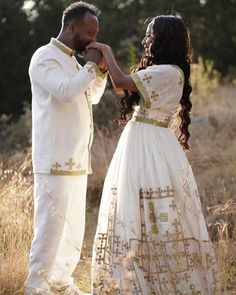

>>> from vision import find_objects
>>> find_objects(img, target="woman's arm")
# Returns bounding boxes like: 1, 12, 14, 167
86, 42, 138, 92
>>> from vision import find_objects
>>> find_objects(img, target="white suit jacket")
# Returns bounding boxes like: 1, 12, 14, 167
29, 38, 107, 175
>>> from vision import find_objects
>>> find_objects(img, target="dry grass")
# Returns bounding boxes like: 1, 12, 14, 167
1, 65, 236, 294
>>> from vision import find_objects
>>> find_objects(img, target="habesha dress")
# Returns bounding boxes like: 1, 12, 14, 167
92, 64, 221, 294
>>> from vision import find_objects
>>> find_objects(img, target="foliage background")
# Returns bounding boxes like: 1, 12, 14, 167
0, 0, 236, 115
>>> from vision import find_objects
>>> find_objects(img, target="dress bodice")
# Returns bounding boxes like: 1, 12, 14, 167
131, 64, 184, 124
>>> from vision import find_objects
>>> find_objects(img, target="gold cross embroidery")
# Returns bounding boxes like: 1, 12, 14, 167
76, 163, 82, 171
87, 66, 93, 74
183, 272, 191, 282
172, 218, 183, 239
113, 236, 122, 258
150, 90, 159, 102
169, 200, 177, 211
96, 233, 107, 264
163, 186, 174, 198
142, 74, 152, 84
140, 108, 148, 117
65, 158, 76, 170
52, 162, 61, 170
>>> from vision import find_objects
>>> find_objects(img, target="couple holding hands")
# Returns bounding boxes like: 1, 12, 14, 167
25, 1, 220, 294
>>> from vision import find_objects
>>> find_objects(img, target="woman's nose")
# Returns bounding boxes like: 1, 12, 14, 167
142, 37, 146, 46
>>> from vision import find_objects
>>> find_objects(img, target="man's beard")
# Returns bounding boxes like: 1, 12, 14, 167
73, 35, 90, 54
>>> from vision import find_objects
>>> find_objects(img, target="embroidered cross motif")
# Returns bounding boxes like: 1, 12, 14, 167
172, 218, 183, 239
163, 186, 175, 198
160, 276, 169, 288
190, 253, 201, 269
87, 66, 94, 74
113, 236, 122, 257
156, 187, 163, 198
52, 162, 61, 170
150, 90, 159, 102
140, 108, 148, 117
170, 242, 188, 271
132, 282, 142, 293
51, 159, 86, 175
65, 158, 76, 170
169, 199, 177, 211
96, 233, 108, 264
144, 273, 156, 284
143, 74, 152, 84
183, 271, 191, 282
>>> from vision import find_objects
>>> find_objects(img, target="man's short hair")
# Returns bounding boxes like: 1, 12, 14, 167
63, 1, 101, 27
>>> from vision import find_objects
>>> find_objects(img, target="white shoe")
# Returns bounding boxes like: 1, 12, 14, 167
50, 284, 91, 295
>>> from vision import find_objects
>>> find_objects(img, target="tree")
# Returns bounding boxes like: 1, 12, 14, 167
0, 0, 235, 115
0, 0, 32, 115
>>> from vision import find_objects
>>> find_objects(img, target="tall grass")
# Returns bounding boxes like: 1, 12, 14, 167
1, 62, 236, 294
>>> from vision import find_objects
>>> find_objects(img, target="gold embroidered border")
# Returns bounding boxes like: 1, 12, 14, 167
50, 169, 86, 176
131, 73, 151, 108
50, 38, 75, 56
132, 116, 168, 128
50, 159, 86, 176
85, 89, 93, 174
86, 61, 108, 79
93, 185, 221, 295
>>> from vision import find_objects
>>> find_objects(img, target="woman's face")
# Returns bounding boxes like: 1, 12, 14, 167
142, 21, 154, 56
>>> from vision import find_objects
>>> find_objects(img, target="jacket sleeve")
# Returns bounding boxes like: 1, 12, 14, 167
29, 51, 99, 104
87, 62, 107, 105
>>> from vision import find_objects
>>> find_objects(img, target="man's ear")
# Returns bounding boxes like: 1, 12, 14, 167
68, 22, 75, 34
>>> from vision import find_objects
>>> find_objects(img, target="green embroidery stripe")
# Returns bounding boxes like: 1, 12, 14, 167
86, 61, 108, 79
132, 116, 168, 128
50, 169, 86, 176
85, 90, 93, 174
51, 38, 75, 56
131, 73, 151, 108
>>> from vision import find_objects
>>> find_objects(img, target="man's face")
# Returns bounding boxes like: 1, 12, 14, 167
72, 12, 99, 53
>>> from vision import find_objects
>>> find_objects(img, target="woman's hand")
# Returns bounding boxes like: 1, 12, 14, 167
83, 48, 102, 64
87, 42, 138, 92
86, 42, 110, 53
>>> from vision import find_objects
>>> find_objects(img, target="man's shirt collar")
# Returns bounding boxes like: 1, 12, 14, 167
50, 38, 76, 57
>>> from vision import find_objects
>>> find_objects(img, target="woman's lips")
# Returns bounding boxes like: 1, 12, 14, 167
144, 47, 149, 54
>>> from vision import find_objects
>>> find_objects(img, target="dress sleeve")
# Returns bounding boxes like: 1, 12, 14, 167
131, 65, 184, 109
131, 69, 151, 107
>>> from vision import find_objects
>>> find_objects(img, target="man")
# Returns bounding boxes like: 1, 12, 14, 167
25, 2, 107, 294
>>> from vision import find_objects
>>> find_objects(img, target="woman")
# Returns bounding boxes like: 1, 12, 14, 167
88, 15, 221, 294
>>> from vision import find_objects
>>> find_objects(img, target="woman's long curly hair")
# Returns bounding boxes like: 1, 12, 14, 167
120, 15, 192, 150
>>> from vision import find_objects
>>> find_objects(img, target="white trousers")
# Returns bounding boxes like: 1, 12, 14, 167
25, 173, 88, 292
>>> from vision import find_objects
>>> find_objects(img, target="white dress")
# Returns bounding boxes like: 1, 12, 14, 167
92, 64, 221, 294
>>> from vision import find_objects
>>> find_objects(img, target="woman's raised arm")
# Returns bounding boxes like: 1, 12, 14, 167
86, 42, 138, 92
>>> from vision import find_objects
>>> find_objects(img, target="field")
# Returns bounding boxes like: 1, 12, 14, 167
0, 64, 236, 294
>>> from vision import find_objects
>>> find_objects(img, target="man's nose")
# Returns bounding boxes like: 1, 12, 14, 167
91, 34, 97, 42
